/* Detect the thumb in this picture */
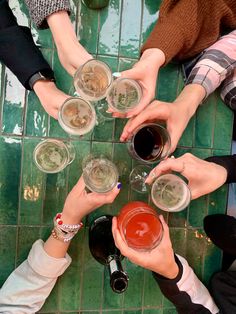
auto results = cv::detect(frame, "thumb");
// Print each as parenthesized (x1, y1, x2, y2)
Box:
(120, 68, 141, 81)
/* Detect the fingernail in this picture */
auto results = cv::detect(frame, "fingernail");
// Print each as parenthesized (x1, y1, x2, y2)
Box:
(117, 182, 122, 189)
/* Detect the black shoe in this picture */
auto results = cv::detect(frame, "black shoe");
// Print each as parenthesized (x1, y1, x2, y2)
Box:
(204, 214, 236, 256)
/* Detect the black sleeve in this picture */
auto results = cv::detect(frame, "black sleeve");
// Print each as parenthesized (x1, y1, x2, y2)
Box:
(0, 0, 54, 90)
(205, 155, 236, 184)
(153, 255, 219, 314)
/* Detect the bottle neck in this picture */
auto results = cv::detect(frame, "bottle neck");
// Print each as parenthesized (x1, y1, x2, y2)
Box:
(108, 255, 128, 293)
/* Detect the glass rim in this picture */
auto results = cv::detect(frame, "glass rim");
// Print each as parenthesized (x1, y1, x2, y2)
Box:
(33, 139, 70, 174)
(58, 96, 96, 134)
(129, 123, 171, 164)
(73, 59, 113, 98)
(151, 173, 191, 212)
(106, 77, 143, 113)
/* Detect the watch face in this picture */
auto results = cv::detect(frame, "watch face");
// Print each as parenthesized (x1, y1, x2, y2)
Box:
(29, 71, 54, 89)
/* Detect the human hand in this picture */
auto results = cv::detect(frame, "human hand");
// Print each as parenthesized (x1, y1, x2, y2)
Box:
(47, 11, 92, 76)
(109, 48, 165, 118)
(146, 153, 228, 199)
(62, 177, 121, 224)
(120, 100, 192, 153)
(112, 215, 179, 279)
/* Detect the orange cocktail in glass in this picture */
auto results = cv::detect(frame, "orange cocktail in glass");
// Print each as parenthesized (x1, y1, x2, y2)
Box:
(117, 201, 163, 251)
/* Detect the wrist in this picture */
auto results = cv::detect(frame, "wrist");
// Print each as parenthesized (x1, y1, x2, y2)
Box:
(142, 48, 165, 68)
(61, 211, 83, 225)
(154, 261, 179, 279)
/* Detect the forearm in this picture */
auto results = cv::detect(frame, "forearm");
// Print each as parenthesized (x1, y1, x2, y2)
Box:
(173, 84, 206, 127)
(0, 240, 71, 313)
(24, 0, 71, 29)
(47, 10, 77, 48)
(187, 30, 236, 99)
(153, 255, 219, 314)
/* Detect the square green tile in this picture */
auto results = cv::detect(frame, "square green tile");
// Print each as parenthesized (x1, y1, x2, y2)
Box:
(157, 64, 179, 102)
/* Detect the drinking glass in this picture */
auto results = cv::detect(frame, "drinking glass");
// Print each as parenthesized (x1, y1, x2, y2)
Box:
(151, 174, 191, 212)
(117, 201, 163, 251)
(33, 139, 75, 173)
(129, 165, 152, 193)
(127, 123, 171, 164)
(82, 155, 119, 193)
(74, 59, 113, 101)
(58, 97, 96, 136)
(106, 78, 142, 113)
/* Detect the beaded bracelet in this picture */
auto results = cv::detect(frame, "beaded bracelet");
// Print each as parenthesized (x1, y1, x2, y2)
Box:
(54, 213, 83, 233)
(51, 213, 83, 242)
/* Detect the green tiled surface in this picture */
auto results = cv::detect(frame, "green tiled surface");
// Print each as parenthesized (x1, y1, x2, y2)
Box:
(0, 1, 233, 313)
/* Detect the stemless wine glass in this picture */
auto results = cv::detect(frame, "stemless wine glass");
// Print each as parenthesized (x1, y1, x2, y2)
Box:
(117, 201, 163, 251)
(58, 97, 96, 136)
(106, 78, 143, 114)
(33, 139, 75, 173)
(151, 174, 191, 212)
(127, 123, 171, 164)
(74, 59, 113, 101)
(82, 155, 119, 193)
(129, 165, 152, 193)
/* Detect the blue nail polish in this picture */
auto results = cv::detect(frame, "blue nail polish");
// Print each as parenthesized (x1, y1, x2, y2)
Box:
(117, 183, 122, 189)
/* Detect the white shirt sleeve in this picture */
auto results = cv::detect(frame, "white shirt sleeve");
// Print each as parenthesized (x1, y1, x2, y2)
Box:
(0, 239, 71, 314)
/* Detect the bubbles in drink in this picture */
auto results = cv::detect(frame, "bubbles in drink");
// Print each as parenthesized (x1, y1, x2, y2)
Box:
(74, 60, 112, 101)
(83, 158, 119, 193)
(107, 78, 142, 112)
(59, 97, 96, 136)
(34, 141, 68, 173)
(151, 174, 191, 212)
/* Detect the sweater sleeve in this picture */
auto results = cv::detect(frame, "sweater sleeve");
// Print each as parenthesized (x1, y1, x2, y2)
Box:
(24, 0, 71, 29)
(205, 155, 236, 184)
(141, 0, 232, 65)
(153, 255, 219, 314)
(186, 30, 236, 99)
(0, 240, 71, 314)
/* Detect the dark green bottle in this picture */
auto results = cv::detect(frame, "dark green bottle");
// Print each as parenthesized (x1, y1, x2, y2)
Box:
(89, 215, 129, 293)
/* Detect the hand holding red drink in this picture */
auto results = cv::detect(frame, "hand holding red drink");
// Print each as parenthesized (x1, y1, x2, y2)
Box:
(112, 213, 179, 279)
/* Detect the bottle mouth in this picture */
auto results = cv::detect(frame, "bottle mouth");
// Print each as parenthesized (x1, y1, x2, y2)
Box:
(112, 277, 128, 293)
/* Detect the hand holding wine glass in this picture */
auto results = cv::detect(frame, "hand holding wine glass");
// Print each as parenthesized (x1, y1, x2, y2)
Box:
(109, 48, 165, 118)
(62, 176, 121, 224)
(145, 153, 227, 200)
(112, 215, 179, 279)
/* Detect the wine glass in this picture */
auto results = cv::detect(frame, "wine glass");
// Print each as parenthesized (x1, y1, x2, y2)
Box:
(33, 139, 75, 173)
(129, 165, 152, 193)
(58, 97, 96, 137)
(82, 154, 119, 193)
(151, 173, 191, 212)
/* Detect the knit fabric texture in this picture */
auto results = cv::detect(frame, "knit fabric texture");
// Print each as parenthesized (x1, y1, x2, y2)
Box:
(24, 0, 71, 29)
(141, 0, 236, 65)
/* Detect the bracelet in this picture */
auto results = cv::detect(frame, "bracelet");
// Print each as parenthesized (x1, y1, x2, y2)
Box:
(54, 213, 83, 233)
(51, 213, 83, 243)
